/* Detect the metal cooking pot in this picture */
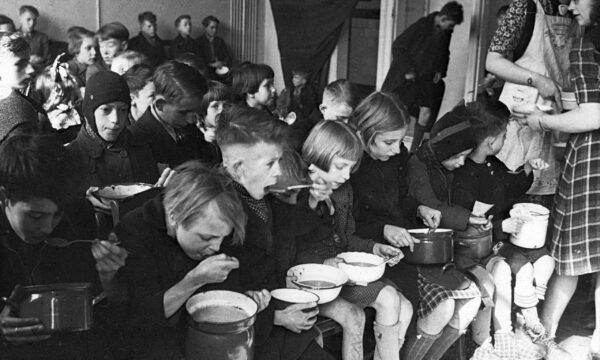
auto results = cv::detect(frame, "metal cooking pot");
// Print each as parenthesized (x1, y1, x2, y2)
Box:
(185, 291, 258, 360)
(17, 283, 94, 334)
(405, 229, 454, 265)
(454, 228, 492, 259)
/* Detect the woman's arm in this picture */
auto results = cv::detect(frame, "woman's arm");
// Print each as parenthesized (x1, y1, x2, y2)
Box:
(517, 102, 600, 133)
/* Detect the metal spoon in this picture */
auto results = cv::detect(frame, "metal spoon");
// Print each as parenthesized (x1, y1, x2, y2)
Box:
(267, 184, 313, 193)
(45, 238, 120, 247)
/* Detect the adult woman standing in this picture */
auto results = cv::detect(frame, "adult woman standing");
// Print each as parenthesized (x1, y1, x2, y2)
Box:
(514, 1, 600, 358)
(486, 0, 580, 209)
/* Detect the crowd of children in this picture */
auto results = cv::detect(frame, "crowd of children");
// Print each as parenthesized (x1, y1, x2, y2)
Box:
(0, 2, 597, 360)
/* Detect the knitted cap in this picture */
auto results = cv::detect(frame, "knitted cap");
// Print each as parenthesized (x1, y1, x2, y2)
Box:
(429, 105, 476, 162)
(0, 91, 38, 143)
(83, 71, 131, 131)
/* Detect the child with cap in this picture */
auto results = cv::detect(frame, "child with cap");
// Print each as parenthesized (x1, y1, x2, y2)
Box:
(403, 103, 487, 360)
(66, 71, 159, 213)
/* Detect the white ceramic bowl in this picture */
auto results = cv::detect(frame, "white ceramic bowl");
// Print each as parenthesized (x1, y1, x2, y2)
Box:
(337, 252, 385, 284)
(271, 289, 319, 309)
(287, 264, 348, 304)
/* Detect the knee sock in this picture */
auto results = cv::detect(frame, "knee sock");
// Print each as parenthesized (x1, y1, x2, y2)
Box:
(402, 328, 441, 360)
(373, 321, 400, 360)
(422, 325, 463, 360)
(536, 283, 548, 301)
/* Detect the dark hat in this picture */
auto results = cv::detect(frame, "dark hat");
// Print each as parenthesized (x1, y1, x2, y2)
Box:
(429, 105, 477, 162)
(0, 91, 38, 143)
(83, 71, 131, 131)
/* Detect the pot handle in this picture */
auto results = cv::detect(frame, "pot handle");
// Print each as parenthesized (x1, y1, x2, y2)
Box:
(441, 263, 456, 273)
(92, 291, 107, 306)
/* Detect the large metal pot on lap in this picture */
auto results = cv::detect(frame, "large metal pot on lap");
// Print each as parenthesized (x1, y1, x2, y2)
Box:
(185, 290, 258, 360)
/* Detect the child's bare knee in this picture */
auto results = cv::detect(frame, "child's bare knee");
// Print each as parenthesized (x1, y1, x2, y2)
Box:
(373, 285, 401, 313)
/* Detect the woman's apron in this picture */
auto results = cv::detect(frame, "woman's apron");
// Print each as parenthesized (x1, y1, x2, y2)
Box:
(498, 0, 580, 195)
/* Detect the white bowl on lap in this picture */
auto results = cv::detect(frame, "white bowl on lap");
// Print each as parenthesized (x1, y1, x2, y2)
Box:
(337, 252, 385, 284)
(287, 263, 348, 304)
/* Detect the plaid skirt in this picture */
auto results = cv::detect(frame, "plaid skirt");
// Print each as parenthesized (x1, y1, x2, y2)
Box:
(551, 131, 600, 276)
(416, 272, 481, 319)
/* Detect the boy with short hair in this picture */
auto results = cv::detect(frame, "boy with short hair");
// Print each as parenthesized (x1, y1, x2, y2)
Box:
(123, 63, 155, 123)
(0, 133, 127, 359)
(171, 15, 200, 59)
(87, 22, 129, 81)
(0, 32, 44, 139)
(129, 11, 167, 66)
(66, 26, 97, 86)
(17, 5, 49, 71)
(320, 79, 358, 122)
(198, 15, 231, 77)
(129, 60, 207, 167)
(216, 106, 335, 360)
(276, 66, 317, 119)
(0, 15, 15, 33)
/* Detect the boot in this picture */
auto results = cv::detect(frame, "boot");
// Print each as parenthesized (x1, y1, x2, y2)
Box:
(422, 325, 462, 360)
(402, 329, 440, 360)
(409, 123, 426, 153)
(373, 321, 400, 360)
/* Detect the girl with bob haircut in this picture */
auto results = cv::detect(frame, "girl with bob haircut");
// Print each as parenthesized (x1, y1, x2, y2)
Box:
(116, 161, 271, 359)
(297, 119, 413, 360)
(231, 63, 276, 110)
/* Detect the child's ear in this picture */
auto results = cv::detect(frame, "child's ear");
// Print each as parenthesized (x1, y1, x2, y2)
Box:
(0, 187, 8, 207)
(318, 104, 326, 115)
(154, 95, 166, 112)
(121, 41, 128, 51)
(230, 160, 245, 181)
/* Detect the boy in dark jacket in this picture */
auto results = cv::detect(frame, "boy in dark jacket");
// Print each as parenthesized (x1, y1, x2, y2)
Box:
(170, 15, 200, 59)
(129, 61, 206, 168)
(128, 11, 167, 66)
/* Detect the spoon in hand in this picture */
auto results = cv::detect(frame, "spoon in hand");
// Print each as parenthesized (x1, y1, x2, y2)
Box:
(45, 238, 120, 247)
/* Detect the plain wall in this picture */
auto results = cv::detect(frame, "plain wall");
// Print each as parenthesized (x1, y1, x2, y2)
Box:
(0, 0, 230, 43)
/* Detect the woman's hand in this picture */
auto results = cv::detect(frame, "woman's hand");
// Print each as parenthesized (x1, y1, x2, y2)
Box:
(532, 73, 562, 111)
(186, 254, 239, 286)
(245, 289, 271, 312)
(417, 205, 441, 229)
(91, 239, 128, 280)
(502, 218, 524, 234)
(154, 167, 175, 188)
(383, 225, 420, 251)
(274, 303, 318, 333)
(512, 104, 547, 132)
(85, 186, 111, 213)
(373, 243, 402, 262)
